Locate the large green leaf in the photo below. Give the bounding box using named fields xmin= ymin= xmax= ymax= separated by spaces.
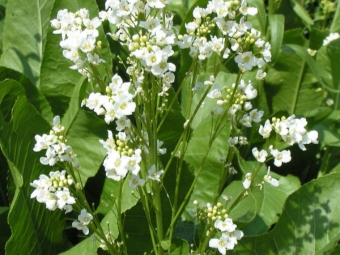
xmin=230 ymin=173 xmax=340 ymax=254
xmin=0 ymin=0 xmax=55 ymax=85
xmin=0 ymin=80 xmax=68 ymax=255
xmin=40 ymin=0 xmax=112 ymax=117
xmin=265 ymin=50 xmax=323 ymax=115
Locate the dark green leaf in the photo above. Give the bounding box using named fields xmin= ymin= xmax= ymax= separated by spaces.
xmin=0 ymin=80 xmax=68 ymax=255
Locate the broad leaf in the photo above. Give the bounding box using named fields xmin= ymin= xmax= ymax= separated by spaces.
xmin=265 ymin=50 xmax=323 ymax=115
xmin=230 ymin=173 xmax=340 ymax=254
xmin=0 ymin=80 xmax=68 ymax=255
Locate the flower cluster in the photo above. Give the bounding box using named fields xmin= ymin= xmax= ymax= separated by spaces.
xmin=101 ymin=0 xmax=176 ymax=95
xmin=33 ymin=116 xmax=76 ymax=166
xmin=178 ymin=0 xmax=271 ymax=73
xmin=72 ymin=209 xmax=93 ymax=235
xmin=193 ymin=201 xmax=243 ymax=254
xmin=209 ymin=217 xmax=244 ymax=254
xmin=30 ymin=170 xmax=75 ymax=213
xmin=100 ymin=131 xmax=142 ymax=185
xmin=259 ymin=115 xmax=318 ymax=150
xmin=82 ymin=74 xmax=136 ymax=126
xmin=243 ymin=115 xmax=318 ymax=189
xmin=51 ymin=9 xmax=105 ymax=78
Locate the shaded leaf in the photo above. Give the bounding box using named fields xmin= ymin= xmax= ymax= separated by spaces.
xmin=230 ymin=173 xmax=340 ymax=254
xmin=0 ymin=80 xmax=68 ymax=255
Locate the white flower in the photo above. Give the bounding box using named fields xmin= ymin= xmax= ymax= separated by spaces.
xmin=252 ymin=147 xmax=268 ymax=163
xmin=129 ymin=174 xmax=145 ymax=189
xmin=256 ymin=69 xmax=266 ymax=80
xmin=259 ymin=120 xmax=272 ymax=138
xmin=209 ymin=234 xmax=229 ymax=255
xmin=323 ymin=32 xmax=340 ymax=46
xmin=249 ymin=109 xmax=263 ymax=123
xmin=147 ymin=165 xmax=164 ymax=182
xmin=243 ymin=173 xmax=252 ymax=189
xmin=239 ymin=0 xmax=258 ymax=16
xmin=264 ymin=167 xmax=279 ymax=187
xmin=240 ymin=114 xmax=252 ymax=127
xmin=235 ymin=51 xmax=256 ymax=70
xmin=214 ymin=218 xmax=237 ymax=232
xmin=55 ymin=188 xmax=76 ymax=209
xmin=270 ymin=149 xmax=291 ymax=167
xmin=228 ymin=137 xmax=238 ymax=147
xmin=157 ymin=140 xmax=167 ymax=155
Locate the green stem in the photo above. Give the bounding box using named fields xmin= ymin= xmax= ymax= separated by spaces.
xmin=117 ymin=179 xmax=128 ymax=255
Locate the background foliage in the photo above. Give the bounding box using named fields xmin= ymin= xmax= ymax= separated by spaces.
xmin=0 ymin=0 xmax=340 ymax=254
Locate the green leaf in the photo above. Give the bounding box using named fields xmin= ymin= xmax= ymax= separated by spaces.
xmin=268 ymin=14 xmax=284 ymax=64
xmin=0 ymin=67 xmax=53 ymax=122
xmin=317 ymin=40 xmax=340 ymax=110
xmin=0 ymin=0 xmax=55 ymax=85
xmin=242 ymin=174 xmax=300 ymax=236
xmin=289 ymin=0 xmax=314 ymax=28
xmin=330 ymin=1 xmax=340 ymax=33
xmin=0 ymin=207 xmax=10 ymax=254
xmin=184 ymin=117 xmax=230 ymax=220
xmin=0 ymin=80 xmax=68 ymax=255
xmin=247 ymin=0 xmax=267 ymax=34
xmin=58 ymin=236 xmax=99 ymax=255
xmin=265 ymin=50 xmax=324 ymax=115
xmin=58 ymin=76 xmax=107 ymax=183
xmin=170 ymin=238 xmax=190 ymax=255
xmin=221 ymin=181 xmax=257 ymax=224
xmin=230 ymin=173 xmax=340 ymax=254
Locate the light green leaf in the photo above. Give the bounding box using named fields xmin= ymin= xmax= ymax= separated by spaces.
xmin=0 ymin=80 xmax=68 ymax=255
xmin=230 ymin=173 xmax=340 ymax=254
xmin=0 ymin=0 xmax=55 ymax=85
xmin=59 ymin=235 xmax=99 ymax=255
xmin=242 ymin=174 xmax=300 ymax=236
xmin=268 ymin=14 xmax=284 ymax=64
